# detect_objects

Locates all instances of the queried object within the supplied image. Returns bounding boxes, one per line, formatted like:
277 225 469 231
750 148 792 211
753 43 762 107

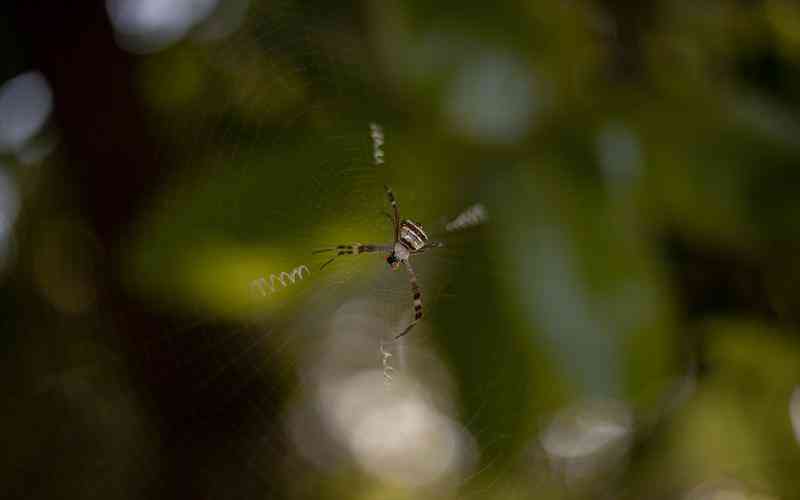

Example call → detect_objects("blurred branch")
17 1 161 244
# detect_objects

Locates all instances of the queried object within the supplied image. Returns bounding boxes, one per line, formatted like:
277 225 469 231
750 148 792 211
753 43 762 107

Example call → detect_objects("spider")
314 185 444 339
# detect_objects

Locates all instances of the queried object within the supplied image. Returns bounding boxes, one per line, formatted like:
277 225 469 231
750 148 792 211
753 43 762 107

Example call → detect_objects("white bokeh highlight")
0 72 53 154
286 298 474 490
106 0 219 53
790 386 800 445
684 479 767 500
597 122 642 192
444 51 539 145
318 370 470 487
539 400 633 482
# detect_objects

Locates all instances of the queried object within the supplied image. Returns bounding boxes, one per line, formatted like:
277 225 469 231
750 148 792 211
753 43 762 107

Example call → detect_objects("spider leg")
394 260 422 340
412 241 445 255
314 244 392 270
384 185 400 241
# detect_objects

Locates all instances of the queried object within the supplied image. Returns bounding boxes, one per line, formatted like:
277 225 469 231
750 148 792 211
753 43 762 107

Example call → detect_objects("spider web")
8 2 800 500
112 2 800 499
119 5 522 498
92 2 800 499
131 124 509 497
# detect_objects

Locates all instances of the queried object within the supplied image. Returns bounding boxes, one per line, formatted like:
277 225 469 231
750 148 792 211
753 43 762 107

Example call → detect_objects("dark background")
4 1 800 499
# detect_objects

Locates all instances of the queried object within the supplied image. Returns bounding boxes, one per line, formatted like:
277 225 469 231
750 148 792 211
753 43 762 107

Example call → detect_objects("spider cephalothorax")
314 186 443 339
387 219 427 270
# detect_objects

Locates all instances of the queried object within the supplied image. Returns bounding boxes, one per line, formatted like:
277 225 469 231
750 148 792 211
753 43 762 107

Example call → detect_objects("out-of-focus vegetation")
4 1 800 499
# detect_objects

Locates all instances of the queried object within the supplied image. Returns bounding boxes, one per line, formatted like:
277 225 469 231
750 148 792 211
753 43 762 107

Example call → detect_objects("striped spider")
314 185 444 339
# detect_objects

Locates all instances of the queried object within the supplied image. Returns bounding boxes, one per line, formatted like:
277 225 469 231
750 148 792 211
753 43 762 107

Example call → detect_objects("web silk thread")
445 203 488 233
369 123 384 166
250 265 311 297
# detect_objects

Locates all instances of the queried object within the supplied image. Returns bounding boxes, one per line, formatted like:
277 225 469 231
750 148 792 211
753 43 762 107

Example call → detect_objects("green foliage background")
4 1 800 499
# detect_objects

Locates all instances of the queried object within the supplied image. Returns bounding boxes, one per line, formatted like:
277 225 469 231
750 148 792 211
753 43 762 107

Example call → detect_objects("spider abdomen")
399 219 428 251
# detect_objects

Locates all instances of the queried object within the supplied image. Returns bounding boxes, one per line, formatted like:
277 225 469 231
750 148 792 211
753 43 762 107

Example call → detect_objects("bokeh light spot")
790 386 800 445
106 0 218 53
0 168 19 267
0 71 53 153
444 51 539 144
539 400 633 483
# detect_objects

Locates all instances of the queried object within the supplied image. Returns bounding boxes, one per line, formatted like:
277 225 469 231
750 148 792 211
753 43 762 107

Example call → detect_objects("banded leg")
384 185 400 241
412 241 445 255
395 260 422 340
313 243 392 270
